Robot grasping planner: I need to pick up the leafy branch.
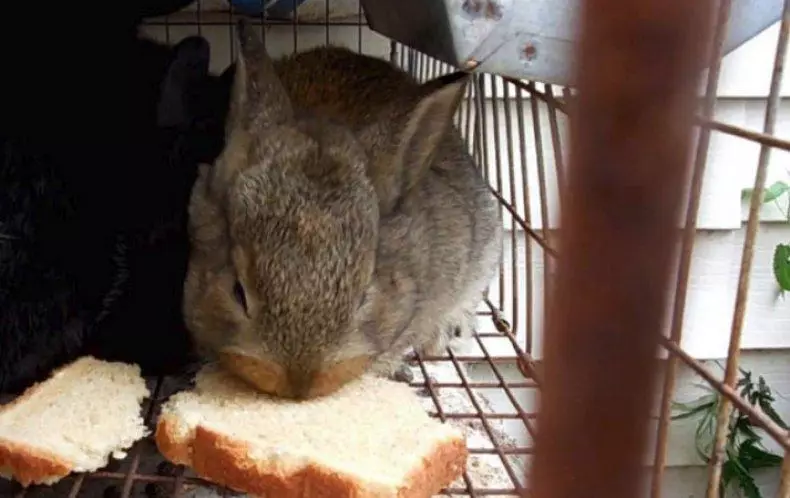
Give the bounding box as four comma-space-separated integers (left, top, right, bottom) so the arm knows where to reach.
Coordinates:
741, 181, 790, 295
671, 368, 787, 498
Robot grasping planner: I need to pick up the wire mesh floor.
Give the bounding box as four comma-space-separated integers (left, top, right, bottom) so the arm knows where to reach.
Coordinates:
0, 310, 536, 498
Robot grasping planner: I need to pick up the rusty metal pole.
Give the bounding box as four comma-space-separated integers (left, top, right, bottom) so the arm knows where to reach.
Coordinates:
528, 1, 714, 498
780, 451, 790, 498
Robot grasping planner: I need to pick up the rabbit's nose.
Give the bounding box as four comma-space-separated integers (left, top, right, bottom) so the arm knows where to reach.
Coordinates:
297, 355, 372, 400
218, 350, 290, 397
218, 350, 372, 399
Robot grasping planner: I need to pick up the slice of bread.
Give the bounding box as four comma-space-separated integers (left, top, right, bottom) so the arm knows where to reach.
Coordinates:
155, 365, 468, 498
0, 356, 150, 486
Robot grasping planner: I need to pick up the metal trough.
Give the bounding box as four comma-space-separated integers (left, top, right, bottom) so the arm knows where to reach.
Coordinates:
359, 0, 784, 85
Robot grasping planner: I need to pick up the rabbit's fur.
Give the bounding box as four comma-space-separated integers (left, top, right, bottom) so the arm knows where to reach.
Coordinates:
184, 20, 503, 399
0, 32, 233, 394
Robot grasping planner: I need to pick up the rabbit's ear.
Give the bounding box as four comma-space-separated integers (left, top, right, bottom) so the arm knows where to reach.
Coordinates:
157, 36, 211, 128
226, 18, 293, 137
394, 71, 470, 193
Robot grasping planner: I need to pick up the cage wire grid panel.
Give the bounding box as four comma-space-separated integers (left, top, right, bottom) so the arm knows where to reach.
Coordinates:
2, 2, 543, 498
4, 0, 790, 497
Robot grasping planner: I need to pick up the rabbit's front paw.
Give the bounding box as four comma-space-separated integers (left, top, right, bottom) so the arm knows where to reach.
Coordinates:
452, 308, 478, 341
371, 354, 414, 384
420, 316, 475, 357
419, 328, 450, 358
391, 362, 414, 383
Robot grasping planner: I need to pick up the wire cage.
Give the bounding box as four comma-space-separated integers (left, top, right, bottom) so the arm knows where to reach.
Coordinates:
1, 0, 790, 497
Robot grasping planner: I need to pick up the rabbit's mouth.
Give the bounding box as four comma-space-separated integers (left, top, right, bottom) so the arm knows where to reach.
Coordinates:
218, 350, 371, 400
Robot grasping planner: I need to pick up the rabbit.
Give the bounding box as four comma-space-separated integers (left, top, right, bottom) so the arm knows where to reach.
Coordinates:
0, 31, 234, 395
182, 19, 503, 400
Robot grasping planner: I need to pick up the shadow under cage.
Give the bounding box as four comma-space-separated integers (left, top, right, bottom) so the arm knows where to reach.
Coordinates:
1, 0, 789, 497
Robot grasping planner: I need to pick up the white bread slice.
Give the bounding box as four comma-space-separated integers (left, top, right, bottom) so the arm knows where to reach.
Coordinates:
0, 356, 150, 486
155, 365, 468, 498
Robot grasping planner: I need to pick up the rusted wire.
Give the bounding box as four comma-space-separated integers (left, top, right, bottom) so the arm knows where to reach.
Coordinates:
426, 412, 537, 421
67, 475, 86, 498
501, 81, 521, 337
483, 297, 543, 386
443, 347, 526, 493
472, 334, 538, 438
292, 0, 299, 53
463, 77, 476, 156
779, 452, 790, 498
705, 2, 790, 497
490, 74, 507, 312
699, 117, 790, 152
650, 0, 735, 495
515, 71, 790, 157
528, 85, 552, 245
486, 186, 558, 258
544, 84, 565, 206
514, 85, 536, 355
505, 77, 570, 116
408, 380, 537, 389
525, 82, 557, 356
170, 469, 186, 498
196, 0, 203, 36
120, 379, 166, 498
528, 2, 714, 498
324, 0, 330, 45
660, 337, 790, 451
413, 357, 480, 497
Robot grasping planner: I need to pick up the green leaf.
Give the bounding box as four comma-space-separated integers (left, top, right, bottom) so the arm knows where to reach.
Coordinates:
671, 394, 717, 420
738, 439, 783, 470
742, 181, 790, 203
764, 181, 790, 202
758, 398, 789, 430
755, 377, 776, 405
772, 244, 790, 292
733, 417, 761, 441
694, 409, 717, 462
691, 382, 717, 395
737, 471, 763, 498
721, 460, 739, 497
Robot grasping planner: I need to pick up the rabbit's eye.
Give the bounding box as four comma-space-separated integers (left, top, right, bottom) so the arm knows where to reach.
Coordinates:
357, 291, 368, 310
233, 280, 249, 315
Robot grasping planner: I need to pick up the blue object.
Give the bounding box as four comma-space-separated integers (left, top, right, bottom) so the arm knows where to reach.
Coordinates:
229, 0, 310, 17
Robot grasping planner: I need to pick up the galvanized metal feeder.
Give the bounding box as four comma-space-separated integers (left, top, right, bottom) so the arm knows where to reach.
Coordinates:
358, 0, 785, 85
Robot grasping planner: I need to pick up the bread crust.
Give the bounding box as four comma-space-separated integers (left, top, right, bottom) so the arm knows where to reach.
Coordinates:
0, 356, 148, 487
155, 414, 468, 498
0, 359, 89, 487
0, 439, 72, 487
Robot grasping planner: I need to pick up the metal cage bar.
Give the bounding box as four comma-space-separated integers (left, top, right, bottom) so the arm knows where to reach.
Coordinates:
705, 2, 790, 497
652, 0, 735, 495
780, 452, 790, 498
528, 2, 715, 498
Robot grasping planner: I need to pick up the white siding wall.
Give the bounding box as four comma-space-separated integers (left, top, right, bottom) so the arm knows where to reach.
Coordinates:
468, 350, 790, 497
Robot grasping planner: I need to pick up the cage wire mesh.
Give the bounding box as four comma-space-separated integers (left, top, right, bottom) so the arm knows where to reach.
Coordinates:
2, 0, 790, 496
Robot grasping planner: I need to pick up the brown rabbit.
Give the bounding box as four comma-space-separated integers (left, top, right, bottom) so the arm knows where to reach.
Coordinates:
183, 19, 503, 400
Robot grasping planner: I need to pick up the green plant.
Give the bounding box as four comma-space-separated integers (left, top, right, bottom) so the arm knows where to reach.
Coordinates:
671, 368, 788, 498
742, 181, 790, 294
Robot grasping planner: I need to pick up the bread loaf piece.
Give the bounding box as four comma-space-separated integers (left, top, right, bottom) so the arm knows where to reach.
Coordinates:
155, 365, 467, 498
0, 356, 150, 486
